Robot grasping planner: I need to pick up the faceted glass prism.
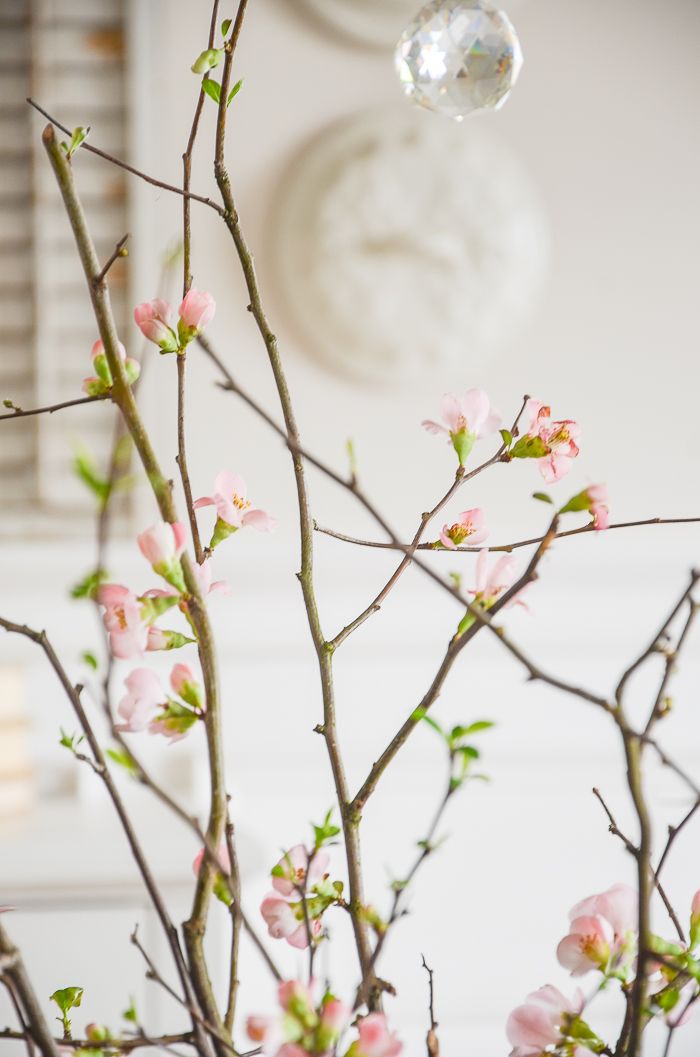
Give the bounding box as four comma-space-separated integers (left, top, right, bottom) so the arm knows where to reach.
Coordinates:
395, 0, 523, 120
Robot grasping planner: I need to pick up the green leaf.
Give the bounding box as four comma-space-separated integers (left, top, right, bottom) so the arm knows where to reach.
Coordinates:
3, 398, 20, 411
106, 748, 137, 775
50, 987, 84, 1015
499, 429, 513, 448
532, 491, 554, 504
122, 1000, 138, 1024
221, 18, 232, 35
202, 79, 222, 104
59, 729, 84, 752
510, 435, 549, 460
82, 651, 98, 671
227, 78, 244, 106
312, 807, 341, 849
73, 448, 111, 507
62, 127, 89, 159
454, 720, 495, 737
71, 568, 108, 600
413, 709, 446, 741
559, 489, 592, 514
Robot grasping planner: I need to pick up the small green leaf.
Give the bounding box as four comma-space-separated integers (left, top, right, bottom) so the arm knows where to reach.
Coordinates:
73, 447, 111, 507
227, 78, 244, 106
510, 435, 549, 460
122, 1000, 138, 1024
59, 729, 85, 753
71, 568, 108, 600
221, 18, 232, 35
499, 429, 513, 448
3, 398, 20, 411
532, 491, 554, 504
50, 986, 84, 1015
62, 127, 89, 159
202, 79, 222, 104
455, 720, 495, 737
82, 651, 98, 671
106, 748, 137, 775
559, 489, 592, 515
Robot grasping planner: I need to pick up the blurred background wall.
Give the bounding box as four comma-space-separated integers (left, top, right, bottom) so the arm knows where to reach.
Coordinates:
1, 0, 699, 1052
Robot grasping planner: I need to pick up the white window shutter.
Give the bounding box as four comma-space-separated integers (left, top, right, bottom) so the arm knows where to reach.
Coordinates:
1, 0, 132, 534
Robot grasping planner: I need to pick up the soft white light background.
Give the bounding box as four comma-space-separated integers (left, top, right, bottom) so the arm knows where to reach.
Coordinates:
2, 0, 700, 1053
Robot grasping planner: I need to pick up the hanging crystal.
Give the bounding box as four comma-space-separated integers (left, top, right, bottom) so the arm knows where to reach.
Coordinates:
395, 0, 523, 120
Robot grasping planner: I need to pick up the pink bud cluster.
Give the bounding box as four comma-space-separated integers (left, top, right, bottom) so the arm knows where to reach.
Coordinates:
260, 844, 333, 949
134, 288, 216, 353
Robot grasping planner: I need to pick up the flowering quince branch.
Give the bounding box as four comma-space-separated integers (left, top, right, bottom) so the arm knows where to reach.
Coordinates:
1, 7, 698, 1057
311, 514, 700, 555
0, 393, 107, 421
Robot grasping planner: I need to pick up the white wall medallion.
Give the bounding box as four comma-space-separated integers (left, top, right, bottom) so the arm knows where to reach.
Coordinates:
268, 106, 548, 383
294, 0, 425, 49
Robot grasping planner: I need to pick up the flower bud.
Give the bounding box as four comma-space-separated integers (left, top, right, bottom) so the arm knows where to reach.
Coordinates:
170, 663, 204, 710
177, 288, 216, 346
134, 299, 179, 353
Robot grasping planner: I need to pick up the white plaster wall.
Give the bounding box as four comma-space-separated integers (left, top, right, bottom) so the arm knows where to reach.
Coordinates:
3, 0, 700, 1053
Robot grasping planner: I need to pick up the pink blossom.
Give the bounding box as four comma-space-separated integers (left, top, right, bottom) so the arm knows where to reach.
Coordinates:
525, 399, 581, 483
506, 985, 584, 1057
194, 471, 277, 547
691, 890, 700, 947
423, 389, 501, 465
472, 550, 521, 607
98, 584, 148, 659
320, 998, 348, 1035
439, 508, 488, 549
587, 484, 609, 531
178, 288, 216, 335
170, 662, 204, 711
354, 1014, 402, 1057
191, 559, 230, 597
271, 845, 330, 898
116, 668, 165, 733
133, 299, 179, 352
82, 338, 140, 394
192, 842, 231, 877
260, 893, 321, 949
138, 521, 186, 568
557, 883, 637, 976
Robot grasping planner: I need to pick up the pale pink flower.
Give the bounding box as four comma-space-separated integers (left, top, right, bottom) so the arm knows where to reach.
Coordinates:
137, 523, 187, 591
354, 1013, 402, 1057
423, 389, 501, 465
277, 979, 317, 1013
691, 890, 700, 948
506, 985, 584, 1057
178, 288, 216, 334
170, 663, 204, 712
195, 471, 277, 538
472, 550, 522, 608
97, 584, 148, 659
557, 883, 637, 976
260, 894, 321, 949
525, 399, 581, 483
133, 299, 179, 352
138, 521, 186, 567
192, 559, 230, 597
439, 508, 488, 549
192, 842, 231, 877
271, 845, 330, 898
587, 484, 609, 531
116, 668, 165, 733
320, 998, 348, 1035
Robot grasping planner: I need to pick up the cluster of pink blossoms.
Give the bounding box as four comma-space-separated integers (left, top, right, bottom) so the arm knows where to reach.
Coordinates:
260, 844, 341, 949
507, 884, 700, 1055
423, 390, 608, 611
246, 981, 401, 1057
134, 288, 216, 353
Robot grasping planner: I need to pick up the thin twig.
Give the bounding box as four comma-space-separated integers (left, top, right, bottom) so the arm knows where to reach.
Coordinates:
27, 99, 224, 214
0, 394, 107, 421
592, 787, 686, 944
313, 515, 700, 555
176, 352, 205, 563
94, 233, 129, 286
421, 956, 439, 1057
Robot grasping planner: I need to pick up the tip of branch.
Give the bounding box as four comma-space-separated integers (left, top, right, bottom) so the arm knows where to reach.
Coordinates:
41, 123, 55, 146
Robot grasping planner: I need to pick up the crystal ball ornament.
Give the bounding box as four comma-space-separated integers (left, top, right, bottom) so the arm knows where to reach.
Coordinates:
395, 0, 523, 120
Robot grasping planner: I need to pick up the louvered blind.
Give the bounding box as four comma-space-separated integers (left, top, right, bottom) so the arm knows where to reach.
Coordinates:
0, 0, 130, 535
